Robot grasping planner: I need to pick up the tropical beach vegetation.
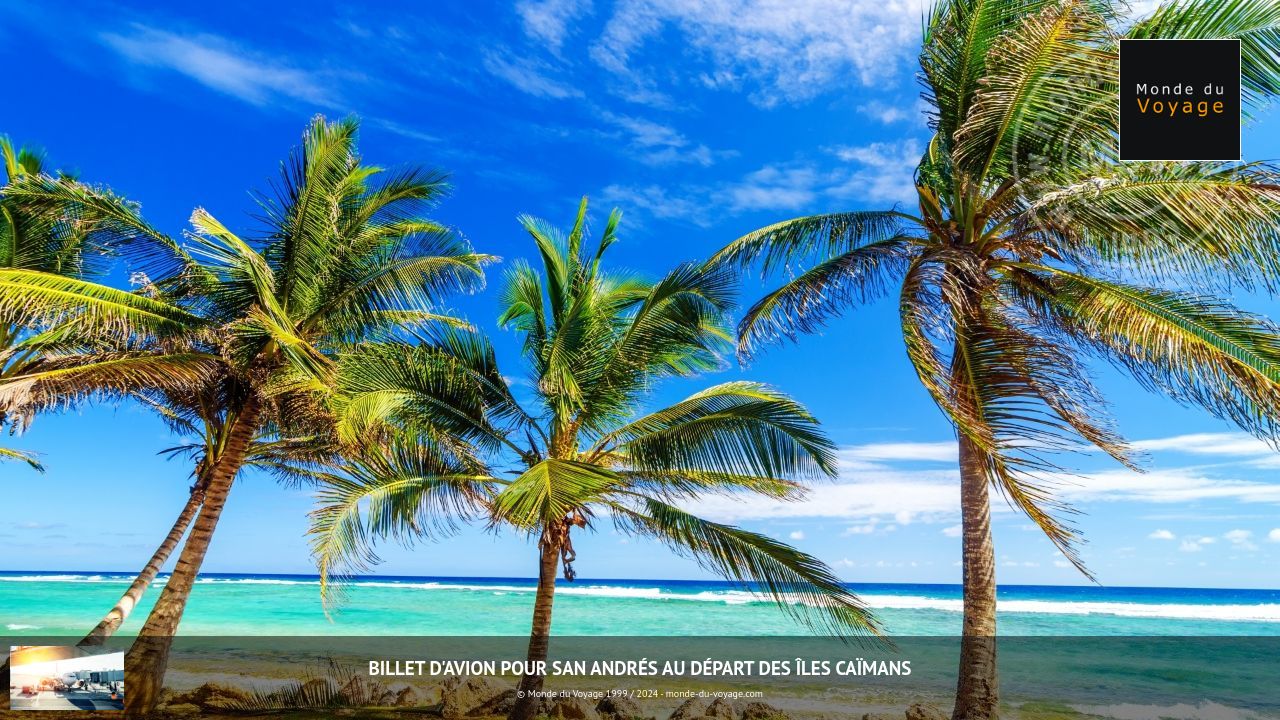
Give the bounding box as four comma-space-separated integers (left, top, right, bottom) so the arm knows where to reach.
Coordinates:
304, 198, 878, 720
0, 0, 1278, 719
1, 136, 112, 473
0, 116, 491, 713
711, 0, 1280, 718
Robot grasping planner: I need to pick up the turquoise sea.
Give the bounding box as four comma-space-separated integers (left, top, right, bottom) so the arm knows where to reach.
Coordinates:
2, 572, 1279, 636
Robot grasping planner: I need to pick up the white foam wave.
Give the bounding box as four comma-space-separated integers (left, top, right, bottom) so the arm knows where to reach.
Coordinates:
859, 594, 1280, 622
6, 623, 40, 630
0, 574, 127, 583
1068, 701, 1266, 720
3, 575, 1277, 622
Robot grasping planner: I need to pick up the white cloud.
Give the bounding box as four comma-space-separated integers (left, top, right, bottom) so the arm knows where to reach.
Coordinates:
827, 139, 922, 205
844, 441, 957, 464
599, 111, 717, 166
1223, 529, 1258, 551
843, 522, 879, 536
598, 183, 714, 226
483, 51, 584, 99
941, 525, 962, 538
1179, 537, 1215, 553
687, 467, 958, 524
727, 165, 820, 212
1053, 560, 1071, 568
1130, 433, 1275, 457
517, 0, 593, 53
100, 25, 330, 107
590, 0, 929, 106
603, 136, 922, 224
788, 530, 805, 541
1148, 529, 1175, 541
1054, 468, 1280, 505
857, 100, 910, 124
1270, 529, 1280, 543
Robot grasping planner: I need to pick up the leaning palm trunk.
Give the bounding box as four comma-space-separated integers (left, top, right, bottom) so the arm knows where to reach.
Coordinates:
78, 483, 204, 647
510, 531, 562, 720
126, 399, 261, 715
953, 434, 998, 720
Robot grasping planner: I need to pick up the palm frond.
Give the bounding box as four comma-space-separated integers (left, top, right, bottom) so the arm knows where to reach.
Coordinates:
1018, 266, 1280, 441
0, 269, 200, 338
1027, 161, 1280, 290
709, 211, 906, 273
612, 498, 880, 637
0, 353, 223, 416
0, 446, 44, 471
1127, 0, 1280, 116
2, 172, 193, 281
308, 442, 495, 606
490, 459, 618, 530
736, 237, 918, 357
595, 381, 838, 480
952, 0, 1114, 180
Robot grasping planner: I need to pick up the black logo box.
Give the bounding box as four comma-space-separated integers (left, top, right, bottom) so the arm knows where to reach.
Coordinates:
1119, 38, 1241, 161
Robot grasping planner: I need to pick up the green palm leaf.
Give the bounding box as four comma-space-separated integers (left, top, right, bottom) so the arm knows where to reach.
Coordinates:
736, 237, 918, 356
1128, 0, 1280, 115
490, 459, 619, 530
612, 498, 880, 637
0, 446, 44, 471
1018, 266, 1280, 439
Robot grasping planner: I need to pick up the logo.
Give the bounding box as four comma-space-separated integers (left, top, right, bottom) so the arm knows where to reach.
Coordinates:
1119, 38, 1241, 161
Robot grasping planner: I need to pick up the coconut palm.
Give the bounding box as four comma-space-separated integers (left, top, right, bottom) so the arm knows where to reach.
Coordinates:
77, 384, 335, 648
2, 136, 123, 462
711, 1, 1280, 718
308, 198, 880, 720
0, 115, 491, 713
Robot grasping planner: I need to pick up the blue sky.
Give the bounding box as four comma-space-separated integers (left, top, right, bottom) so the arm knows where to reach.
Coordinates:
1, 0, 1279, 589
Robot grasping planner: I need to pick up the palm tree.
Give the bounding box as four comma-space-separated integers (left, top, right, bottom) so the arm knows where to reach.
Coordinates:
710, 1, 1280, 718
308, 198, 880, 720
1, 136, 118, 466
0, 115, 491, 713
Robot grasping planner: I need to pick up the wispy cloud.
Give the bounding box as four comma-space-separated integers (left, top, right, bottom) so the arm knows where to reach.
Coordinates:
590, 0, 929, 107
1179, 536, 1215, 553
844, 441, 958, 464
1148, 529, 1175, 540
857, 100, 911, 124
517, 0, 594, 53
727, 165, 822, 212
686, 467, 959, 523
606, 135, 922, 225
598, 111, 720, 166
679, 430, 1280, 525
1130, 432, 1275, 457
598, 183, 716, 226
827, 139, 922, 205
482, 50, 584, 99
1223, 529, 1258, 551
100, 25, 332, 107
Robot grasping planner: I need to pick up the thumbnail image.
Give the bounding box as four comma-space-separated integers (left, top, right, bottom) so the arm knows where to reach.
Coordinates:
8, 646, 124, 712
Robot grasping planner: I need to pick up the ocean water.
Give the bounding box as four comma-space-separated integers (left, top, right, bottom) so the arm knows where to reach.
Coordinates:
1, 571, 1278, 637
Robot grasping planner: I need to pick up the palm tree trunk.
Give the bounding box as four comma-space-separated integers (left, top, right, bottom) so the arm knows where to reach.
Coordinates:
125, 398, 261, 715
509, 532, 561, 720
77, 482, 205, 648
952, 433, 998, 720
